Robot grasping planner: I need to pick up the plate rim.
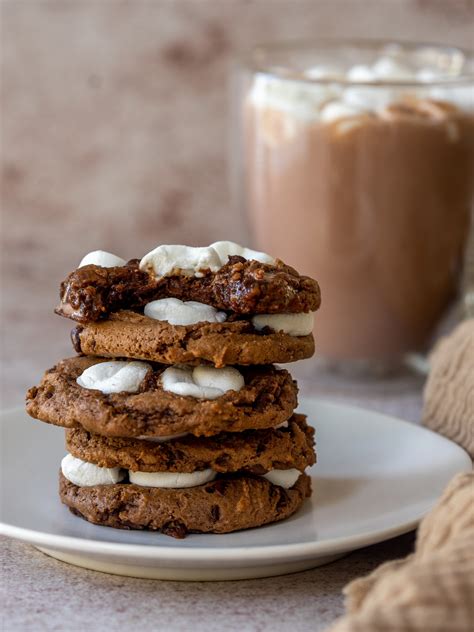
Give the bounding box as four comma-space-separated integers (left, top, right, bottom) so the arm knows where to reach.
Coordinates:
1, 399, 471, 562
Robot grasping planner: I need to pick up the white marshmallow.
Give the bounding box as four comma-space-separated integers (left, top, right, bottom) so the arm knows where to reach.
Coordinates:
193, 365, 245, 393
139, 242, 275, 279
347, 64, 375, 82
161, 365, 244, 400
140, 245, 222, 278
372, 56, 415, 81
77, 361, 151, 394
416, 68, 439, 83
249, 51, 472, 122
320, 100, 367, 123
430, 86, 474, 111
252, 312, 314, 336
129, 469, 216, 489
61, 454, 125, 487
78, 250, 126, 268
144, 298, 227, 326
210, 241, 275, 266
343, 85, 399, 112
304, 65, 345, 81
263, 468, 301, 489
249, 73, 340, 121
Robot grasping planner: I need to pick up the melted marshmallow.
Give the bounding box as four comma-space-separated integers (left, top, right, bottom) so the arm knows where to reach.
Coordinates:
144, 298, 227, 326
139, 242, 274, 279
140, 245, 222, 278
61, 454, 125, 487
77, 361, 151, 394
78, 250, 126, 268
263, 468, 301, 489
161, 366, 245, 400
252, 312, 314, 336
210, 241, 275, 266
129, 469, 216, 489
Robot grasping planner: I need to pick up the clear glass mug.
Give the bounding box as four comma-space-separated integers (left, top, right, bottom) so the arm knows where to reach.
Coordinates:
234, 40, 474, 373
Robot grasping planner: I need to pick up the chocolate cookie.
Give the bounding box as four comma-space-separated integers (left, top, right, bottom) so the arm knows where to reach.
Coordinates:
65, 414, 316, 473
56, 256, 321, 323
71, 310, 315, 367
26, 356, 298, 438
59, 471, 311, 537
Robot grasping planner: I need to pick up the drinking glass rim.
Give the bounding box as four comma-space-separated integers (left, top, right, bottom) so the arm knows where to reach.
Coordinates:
242, 37, 474, 87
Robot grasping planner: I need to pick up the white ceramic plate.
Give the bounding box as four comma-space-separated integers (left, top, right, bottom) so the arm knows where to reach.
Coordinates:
0, 399, 470, 581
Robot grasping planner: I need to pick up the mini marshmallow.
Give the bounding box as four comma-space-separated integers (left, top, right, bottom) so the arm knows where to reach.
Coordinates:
140, 245, 222, 278
144, 298, 227, 326
78, 250, 126, 268
161, 366, 245, 400
249, 73, 339, 121
61, 454, 125, 487
248, 54, 472, 124
252, 312, 314, 336
263, 468, 301, 489
347, 64, 375, 82
210, 241, 275, 266
77, 361, 151, 394
372, 56, 415, 81
304, 65, 345, 81
320, 100, 367, 123
129, 469, 216, 489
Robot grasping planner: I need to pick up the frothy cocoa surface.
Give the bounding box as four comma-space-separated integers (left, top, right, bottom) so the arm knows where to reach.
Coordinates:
245, 99, 473, 360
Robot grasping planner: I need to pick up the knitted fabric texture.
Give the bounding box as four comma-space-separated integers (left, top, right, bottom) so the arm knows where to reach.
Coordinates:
328, 472, 474, 632
423, 319, 474, 457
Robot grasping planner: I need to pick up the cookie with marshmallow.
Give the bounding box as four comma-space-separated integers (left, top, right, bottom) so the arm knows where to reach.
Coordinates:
71, 307, 315, 367
26, 356, 298, 439
59, 467, 312, 537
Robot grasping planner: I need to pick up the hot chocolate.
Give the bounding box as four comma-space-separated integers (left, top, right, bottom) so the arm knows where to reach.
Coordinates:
243, 43, 474, 365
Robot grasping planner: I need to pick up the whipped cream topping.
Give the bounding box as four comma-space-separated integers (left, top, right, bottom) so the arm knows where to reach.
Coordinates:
61, 454, 125, 487
144, 298, 227, 326
78, 250, 126, 268
252, 312, 314, 336
76, 361, 151, 394
249, 51, 473, 124
263, 468, 301, 489
62, 454, 302, 490
129, 469, 216, 489
139, 241, 274, 279
161, 365, 245, 400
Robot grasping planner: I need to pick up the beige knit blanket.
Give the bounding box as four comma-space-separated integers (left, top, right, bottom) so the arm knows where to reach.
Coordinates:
329, 320, 474, 632
423, 318, 474, 458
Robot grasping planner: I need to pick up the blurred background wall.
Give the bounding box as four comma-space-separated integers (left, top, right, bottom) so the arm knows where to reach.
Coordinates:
1, 0, 473, 405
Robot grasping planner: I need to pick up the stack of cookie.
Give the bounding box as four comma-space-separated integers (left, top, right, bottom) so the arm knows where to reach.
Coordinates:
26, 242, 320, 538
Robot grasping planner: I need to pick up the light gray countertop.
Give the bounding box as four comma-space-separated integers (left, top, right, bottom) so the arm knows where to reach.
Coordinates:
1, 370, 424, 632
1, 533, 415, 632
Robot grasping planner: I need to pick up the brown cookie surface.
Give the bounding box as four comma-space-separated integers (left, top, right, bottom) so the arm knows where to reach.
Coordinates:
59, 471, 311, 537
56, 256, 321, 323
26, 356, 298, 438
65, 413, 316, 473
72, 310, 315, 367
